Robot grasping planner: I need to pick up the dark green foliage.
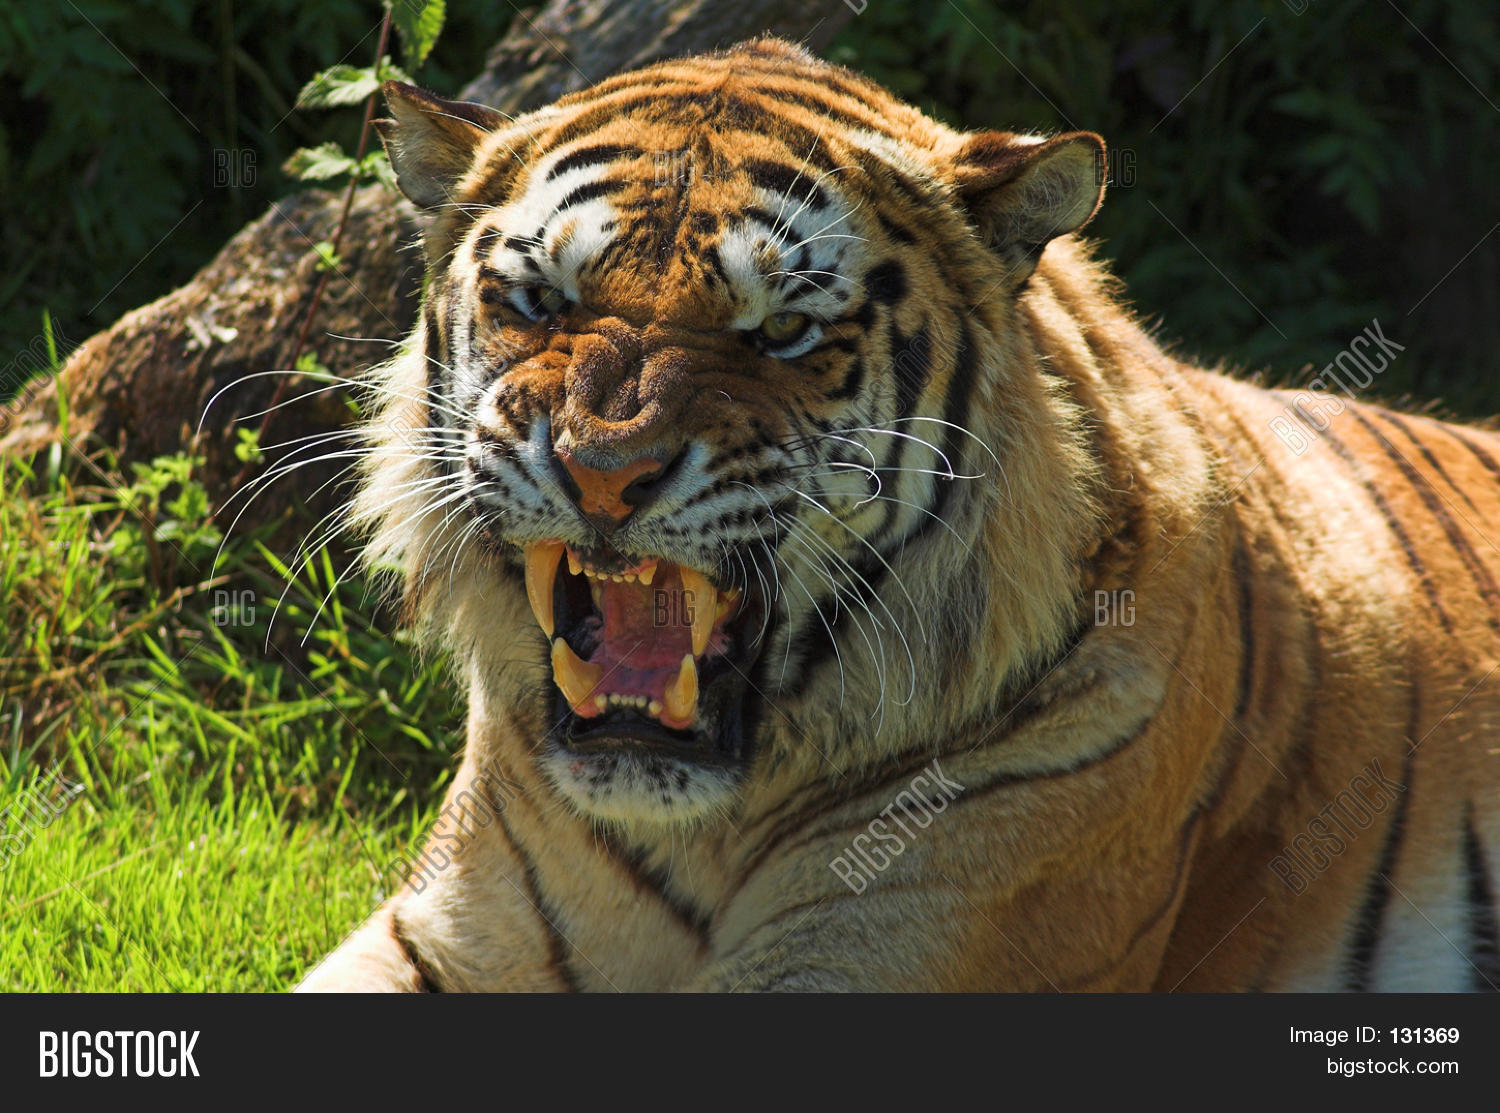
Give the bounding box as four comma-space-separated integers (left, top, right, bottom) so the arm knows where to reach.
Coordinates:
0, 0, 508, 392
1, 1, 1495, 415
832, 0, 1499, 416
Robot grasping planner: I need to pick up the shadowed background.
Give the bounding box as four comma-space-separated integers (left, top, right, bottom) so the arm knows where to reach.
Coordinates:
3, 0, 1496, 413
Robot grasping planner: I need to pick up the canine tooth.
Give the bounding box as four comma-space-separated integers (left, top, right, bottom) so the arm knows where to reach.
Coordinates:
567, 550, 582, 576
664, 654, 698, 723
638, 563, 656, 586
679, 567, 717, 656
648, 699, 663, 717
624, 573, 636, 583
551, 638, 602, 709
525, 542, 564, 637
594, 695, 608, 713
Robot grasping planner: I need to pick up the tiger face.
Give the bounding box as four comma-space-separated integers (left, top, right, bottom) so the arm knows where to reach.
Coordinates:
366, 40, 1105, 824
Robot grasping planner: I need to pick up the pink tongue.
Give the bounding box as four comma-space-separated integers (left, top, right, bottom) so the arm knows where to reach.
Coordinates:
594, 575, 691, 670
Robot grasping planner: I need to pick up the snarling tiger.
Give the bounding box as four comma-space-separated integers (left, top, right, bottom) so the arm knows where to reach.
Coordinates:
298, 38, 1500, 992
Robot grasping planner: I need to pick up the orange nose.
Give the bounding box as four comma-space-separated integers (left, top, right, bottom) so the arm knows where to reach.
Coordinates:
556, 446, 663, 522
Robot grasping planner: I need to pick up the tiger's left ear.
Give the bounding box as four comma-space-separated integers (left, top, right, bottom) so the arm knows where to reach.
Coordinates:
374, 82, 506, 210
951, 131, 1106, 277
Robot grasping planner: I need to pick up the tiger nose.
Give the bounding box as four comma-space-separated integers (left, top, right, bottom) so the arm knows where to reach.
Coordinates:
554, 445, 666, 527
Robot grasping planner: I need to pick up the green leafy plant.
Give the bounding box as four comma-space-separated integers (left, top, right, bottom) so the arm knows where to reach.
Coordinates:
832, 0, 1499, 415
281, 0, 443, 192
0, 1, 508, 389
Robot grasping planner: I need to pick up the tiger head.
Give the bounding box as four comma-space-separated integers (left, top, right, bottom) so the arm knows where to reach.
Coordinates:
359, 39, 1106, 825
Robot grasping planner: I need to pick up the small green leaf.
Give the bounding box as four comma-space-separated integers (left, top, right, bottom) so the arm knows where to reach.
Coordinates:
377, 57, 414, 85
282, 143, 361, 182
389, 0, 445, 71
312, 241, 341, 273
233, 428, 264, 465
362, 151, 398, 193
295, 64, 381, 109
295, 351, 332, 377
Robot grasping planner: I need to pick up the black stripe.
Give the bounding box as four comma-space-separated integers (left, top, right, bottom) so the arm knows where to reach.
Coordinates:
700, 243, 728, 286
390, 911, 442, 992
1317, 417, 1456, 634
904, 322, 980, 545
1231, 539, 1257, 722
746, 83, 885, 135
471, 225, 501, 262
742, 157, 828, 210
876, 209, 917, 245
852, 320, 931, 552
965, 705, 1155, 800
864, 260, 908, 306
555, 177, 628, 212
536, 93, 692, 155
546, 142, 638, 181
1380, 411, 1480, 515
423, 300, 451, 446
1463, 804, 1500, 991
731, 67, 899, 122
1199, 541, 1259, 816
890, 323, 931, 422
740, 204, 780, 230
600, 833, 712, 945
1451, 428, 1500, 485
774, 545, 889, 703
934, 325, 980, 517
1345, 744, 1415, 991
1071, 809, 1204, 991
864, 323, 972, 556
1351, 408, 1500, 633
589, 230, 637, 275
494, 810, 581, 991
828, 354, 865, 402
751, 120, 841, 176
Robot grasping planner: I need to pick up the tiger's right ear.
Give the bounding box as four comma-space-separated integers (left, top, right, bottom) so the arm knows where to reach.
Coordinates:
375, 82, 505, 210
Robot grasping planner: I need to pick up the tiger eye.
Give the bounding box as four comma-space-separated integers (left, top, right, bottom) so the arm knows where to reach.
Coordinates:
758, 311, 811, 343
534, 286, 569, 315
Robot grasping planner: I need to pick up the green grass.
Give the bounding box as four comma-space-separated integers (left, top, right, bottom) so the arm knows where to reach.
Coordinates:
0, 362, 461, 990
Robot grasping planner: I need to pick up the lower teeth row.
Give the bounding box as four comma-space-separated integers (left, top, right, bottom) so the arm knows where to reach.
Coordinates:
594, 693, 664, 716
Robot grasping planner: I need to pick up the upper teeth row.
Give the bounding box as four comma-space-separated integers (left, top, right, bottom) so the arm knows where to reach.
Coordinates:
567, 550, 657, 585
582, 568, 649, 584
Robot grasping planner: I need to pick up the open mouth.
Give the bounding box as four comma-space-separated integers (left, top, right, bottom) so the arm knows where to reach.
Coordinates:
522, 541, 766, 766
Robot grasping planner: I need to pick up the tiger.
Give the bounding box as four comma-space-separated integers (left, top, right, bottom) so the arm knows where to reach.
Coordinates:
297, 37, 1500, 992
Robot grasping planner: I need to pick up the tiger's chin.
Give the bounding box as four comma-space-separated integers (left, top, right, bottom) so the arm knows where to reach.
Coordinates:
518, 539, 771, 824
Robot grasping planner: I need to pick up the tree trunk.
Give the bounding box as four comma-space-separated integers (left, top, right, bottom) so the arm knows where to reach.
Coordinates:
0, 0, 852, 532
